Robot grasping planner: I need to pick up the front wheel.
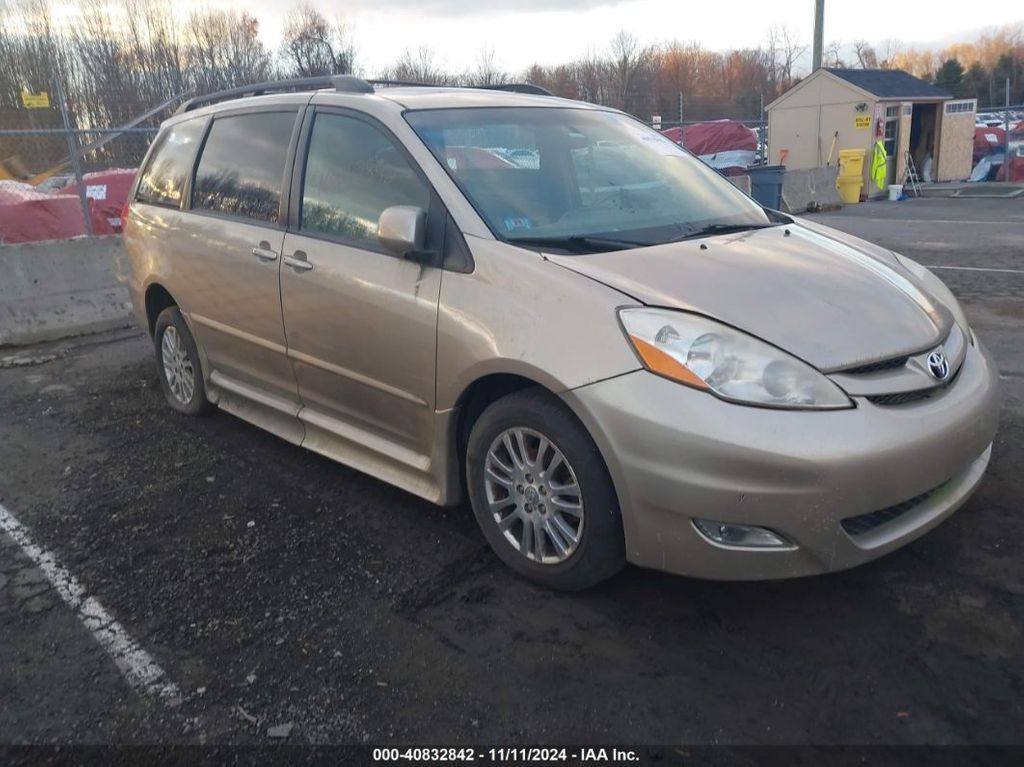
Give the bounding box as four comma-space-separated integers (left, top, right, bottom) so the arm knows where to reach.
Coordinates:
154, 306, 212, 416
466, 388, 625, 590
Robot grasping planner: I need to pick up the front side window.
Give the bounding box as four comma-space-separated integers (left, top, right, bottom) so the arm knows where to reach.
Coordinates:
192, 111, 296, 223
136, 118, 206, 208
300, 113, 431, 247
406, 107, 772, 253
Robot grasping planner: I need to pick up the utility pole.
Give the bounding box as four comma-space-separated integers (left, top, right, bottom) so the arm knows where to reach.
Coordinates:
1005, 77, 1012, 183
812, 0, 825, 71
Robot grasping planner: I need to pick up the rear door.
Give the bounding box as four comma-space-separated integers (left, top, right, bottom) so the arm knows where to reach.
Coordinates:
279, 108, 444, 464
178, 108, 302, 411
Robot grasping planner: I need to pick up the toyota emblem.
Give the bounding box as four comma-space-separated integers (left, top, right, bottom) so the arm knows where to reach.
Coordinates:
927, 350, 950, 381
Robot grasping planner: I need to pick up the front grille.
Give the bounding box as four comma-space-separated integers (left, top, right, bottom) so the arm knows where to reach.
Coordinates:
841, 486, 941, 537
841, 356, 910, 375
866, 373, 957, 406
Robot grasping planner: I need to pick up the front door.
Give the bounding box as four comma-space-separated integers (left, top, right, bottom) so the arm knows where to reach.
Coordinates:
180, 109, 301, 412
280, 109, 443, 473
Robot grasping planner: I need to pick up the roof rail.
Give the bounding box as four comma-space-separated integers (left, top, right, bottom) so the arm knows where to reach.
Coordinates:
174, 75, 553, 115
367, 80, 552, 96
176, 75, 374, 114
472, 83, 553, 96
366, 79, 438, 88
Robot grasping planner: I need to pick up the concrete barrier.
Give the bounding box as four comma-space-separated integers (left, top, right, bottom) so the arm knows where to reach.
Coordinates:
0, 236, 133, 347
781, 166, 844, 214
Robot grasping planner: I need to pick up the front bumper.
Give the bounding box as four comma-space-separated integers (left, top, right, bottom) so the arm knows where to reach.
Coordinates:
562, 340, 1002, 580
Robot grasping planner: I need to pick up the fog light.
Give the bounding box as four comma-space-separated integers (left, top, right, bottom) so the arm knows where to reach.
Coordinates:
693, 519, 790, 548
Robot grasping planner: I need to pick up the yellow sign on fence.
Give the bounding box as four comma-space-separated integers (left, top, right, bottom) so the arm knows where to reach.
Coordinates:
854, 115, 871, 129
20, 90, 50, 109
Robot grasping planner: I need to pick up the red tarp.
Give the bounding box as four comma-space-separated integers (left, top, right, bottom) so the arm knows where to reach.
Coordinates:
680, 121, 757, 155
662, 121, 757, 154
974, 126, 1006, 161
0, 168, 136, 244
660, 126, 685, 144
58, 169, 136, 233
0, 182, 106, 244
444, 147, 517, 169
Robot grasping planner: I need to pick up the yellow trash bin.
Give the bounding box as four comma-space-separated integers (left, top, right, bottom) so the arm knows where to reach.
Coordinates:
837, 177, 862, 204
838, 149, 866, 179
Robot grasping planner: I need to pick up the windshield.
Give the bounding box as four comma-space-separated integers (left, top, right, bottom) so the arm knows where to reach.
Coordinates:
405, 107, 774, 253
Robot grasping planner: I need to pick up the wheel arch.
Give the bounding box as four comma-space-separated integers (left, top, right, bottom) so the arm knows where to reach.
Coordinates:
453, 373, 547, 472
144, 283, 178, 337
448, 372, 621, 516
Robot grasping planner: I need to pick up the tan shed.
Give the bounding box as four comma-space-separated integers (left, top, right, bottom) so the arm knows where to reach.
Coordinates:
766, 68, 976, 197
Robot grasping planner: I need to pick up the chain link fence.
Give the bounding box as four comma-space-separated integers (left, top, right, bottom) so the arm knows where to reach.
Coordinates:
2, 88, 1021, 243
975, 104, 1024, 183
1, 88, 169, 241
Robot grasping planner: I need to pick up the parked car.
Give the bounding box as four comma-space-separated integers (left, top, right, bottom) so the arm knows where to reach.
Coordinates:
124, 77, 1001, 590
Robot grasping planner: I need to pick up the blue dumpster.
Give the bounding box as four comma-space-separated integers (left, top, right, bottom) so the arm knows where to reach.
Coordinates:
746, 165, 785, 209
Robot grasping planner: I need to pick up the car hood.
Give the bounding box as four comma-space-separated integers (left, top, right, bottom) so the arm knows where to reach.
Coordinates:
546, 219, 952, 371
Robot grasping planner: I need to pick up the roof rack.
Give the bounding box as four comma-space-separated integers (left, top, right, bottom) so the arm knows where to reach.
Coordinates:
175, 75, 552, 114
176, 75, 374, 113
472, 83, 553, 96
368, 79, 553, 96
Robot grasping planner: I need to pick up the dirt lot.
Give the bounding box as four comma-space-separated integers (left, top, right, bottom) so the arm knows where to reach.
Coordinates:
1, 197, 1022, 747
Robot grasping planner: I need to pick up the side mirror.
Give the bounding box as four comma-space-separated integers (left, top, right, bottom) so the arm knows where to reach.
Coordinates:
378, 205, 426, 258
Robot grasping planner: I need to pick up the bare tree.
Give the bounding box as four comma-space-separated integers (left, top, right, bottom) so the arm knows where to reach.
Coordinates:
609, 30, 640, 110
282, 2, 354, 77
766, 26, 806, 88
853, 40, 879, 69
824, 41, 846, 68
188, 10, 273, 92
467, 45, 508, 86
877, 39, 903, 68
389, 46, 446, 84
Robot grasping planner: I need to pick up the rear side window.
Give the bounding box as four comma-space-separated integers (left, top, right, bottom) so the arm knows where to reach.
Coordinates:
192, 111, 296, 224
136, 119, 206, 208
300, 113, 430, 247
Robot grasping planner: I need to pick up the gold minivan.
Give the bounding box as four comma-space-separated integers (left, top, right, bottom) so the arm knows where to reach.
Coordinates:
124, 76, 1001, 590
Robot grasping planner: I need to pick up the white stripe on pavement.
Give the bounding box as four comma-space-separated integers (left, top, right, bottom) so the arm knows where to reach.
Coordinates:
925, 265, 1024, 275
0, 502, 181, 706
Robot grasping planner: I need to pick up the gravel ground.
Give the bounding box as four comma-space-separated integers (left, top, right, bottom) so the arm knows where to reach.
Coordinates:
0, 197, 1021, 747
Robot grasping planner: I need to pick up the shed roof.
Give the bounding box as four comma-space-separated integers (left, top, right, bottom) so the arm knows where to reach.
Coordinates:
823, 68, 951, 100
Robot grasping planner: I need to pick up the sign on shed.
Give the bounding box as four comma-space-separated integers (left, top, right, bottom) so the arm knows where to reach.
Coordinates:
20, 90, 50, 109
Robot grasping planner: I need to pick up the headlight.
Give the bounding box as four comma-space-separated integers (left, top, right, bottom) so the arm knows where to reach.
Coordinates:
619, 308, 853, 409
894, 253, 970, 334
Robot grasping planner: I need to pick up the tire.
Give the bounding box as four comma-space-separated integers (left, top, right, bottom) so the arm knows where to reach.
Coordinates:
153, 306, 212, 416
466, 388, 625, 590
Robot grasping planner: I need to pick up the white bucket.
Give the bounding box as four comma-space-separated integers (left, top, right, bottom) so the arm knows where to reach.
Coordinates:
888, 184, 903, 201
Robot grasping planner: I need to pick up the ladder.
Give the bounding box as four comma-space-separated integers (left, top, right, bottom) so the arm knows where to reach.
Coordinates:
901, 151, 922, 197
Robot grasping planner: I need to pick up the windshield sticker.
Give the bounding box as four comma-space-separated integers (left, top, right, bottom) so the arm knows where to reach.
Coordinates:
503, 216, 534, 232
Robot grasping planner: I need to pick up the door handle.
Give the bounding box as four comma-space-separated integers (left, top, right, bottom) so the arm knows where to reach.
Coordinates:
252, 244, 278, 262
283, 251, 313, 272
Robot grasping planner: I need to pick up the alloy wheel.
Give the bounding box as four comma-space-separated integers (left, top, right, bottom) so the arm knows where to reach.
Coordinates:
161, 326, 195, 405
483, 427, 584, 564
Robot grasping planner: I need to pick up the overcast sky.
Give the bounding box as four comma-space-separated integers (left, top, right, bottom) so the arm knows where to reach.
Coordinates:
209, 0, 1020, 74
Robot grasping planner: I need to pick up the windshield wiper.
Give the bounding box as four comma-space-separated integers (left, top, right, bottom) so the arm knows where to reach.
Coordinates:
507, 235, 651, 253
667, 222, 778, 243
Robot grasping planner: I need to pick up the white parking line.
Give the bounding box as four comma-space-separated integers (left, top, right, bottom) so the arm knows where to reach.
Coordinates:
821, 218, 1024, 225
0, 502, 181, 706
925, 265, 1024, 275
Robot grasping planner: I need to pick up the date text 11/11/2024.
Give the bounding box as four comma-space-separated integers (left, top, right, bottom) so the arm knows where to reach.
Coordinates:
373, 747, 641, 762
